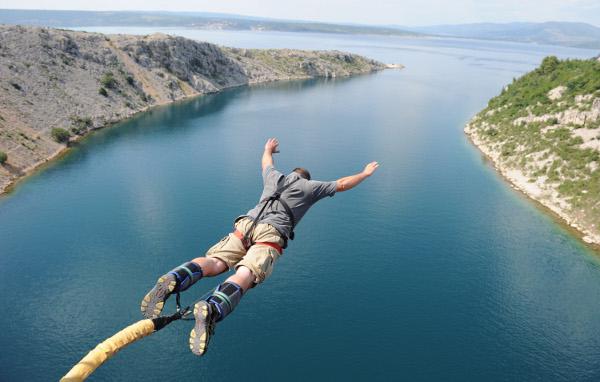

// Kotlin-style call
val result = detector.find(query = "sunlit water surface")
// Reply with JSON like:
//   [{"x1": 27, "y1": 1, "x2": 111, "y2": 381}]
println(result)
[{"x1": 1, "y1": 28, "x2": 599, "y2": 381}]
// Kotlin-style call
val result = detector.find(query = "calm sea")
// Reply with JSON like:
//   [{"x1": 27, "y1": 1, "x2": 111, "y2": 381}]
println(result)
[{"x1": 1, "y1": 28, "x2": 599, "y2": 381}]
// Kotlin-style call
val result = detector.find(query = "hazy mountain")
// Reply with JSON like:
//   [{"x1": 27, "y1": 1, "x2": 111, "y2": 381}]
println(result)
[
  {"x1": 405, "y1": 22, "x2": 600, "y2": 49},
  {"x1": 0, "y1": 9, "x2": 421, "y2": 36},
  {"x1": 1, "y1": 10, "x2": 598, "y2": 49}
]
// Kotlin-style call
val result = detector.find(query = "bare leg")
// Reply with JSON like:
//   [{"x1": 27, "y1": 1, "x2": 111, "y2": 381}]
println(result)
[
  {"x1": 191, "y1": 257, "x2": 228, "y2": 277},
  {"x1": 225, "y1": 265, "x2": 255, "y2": 291}
]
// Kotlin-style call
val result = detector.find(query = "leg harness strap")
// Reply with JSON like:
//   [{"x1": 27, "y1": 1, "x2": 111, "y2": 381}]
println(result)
[
  {"x1": 212, "y1": 291, "x2": 233, "y2": 311},
  {"x1": 207, "y1": 281, "x2": 244, "y2": 322},
  {"x1": 168, "y1": 261, "x2": 203, "y2": 292},
  {"x1": 233, "y1": 229, "x2": 283, "y2": 254}
]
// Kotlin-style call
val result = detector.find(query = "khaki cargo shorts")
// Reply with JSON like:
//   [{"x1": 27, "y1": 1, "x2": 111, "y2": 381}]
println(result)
[{"x1": 205, "y1": 217, "x2": 285, "y2": 284}]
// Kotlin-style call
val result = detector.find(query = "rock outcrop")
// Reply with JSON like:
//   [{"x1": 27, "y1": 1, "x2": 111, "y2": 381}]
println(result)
[{"x1": 0, "y1": 25, "x2": 386, "y2": 193}]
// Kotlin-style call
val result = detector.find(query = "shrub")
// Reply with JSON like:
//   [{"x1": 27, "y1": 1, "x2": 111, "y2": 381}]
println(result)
[
  {"x1": 51, "y1": 128, "x2": 70, "y2": 143},
  {"x1": 98, "y1": 87, "x2": 108, "y2": 97},
  {"x1": 539, "y1": 56, "x2": 559, "y2": 74},
  {"x1": 100, "y1": 72, "x2": 117, "y2": 89},
  {"x1": 70, "y1": 116, "x2": 93, "y2": 135},
  {"x1": 126, "y1": 75, "x2": 135, "y2": 86},
  {"x1": 0, "y1": 151, "x2": 7, "y2": 164},
  {"x1": 140, "y1": 92, "x2": 151, "y2": 103},
  {"x1": 484, "y1": 128, "x2": 498, "y2": 137},
  {"x1": 501, "y1": 141, "x2": 516, "y2": 157}
]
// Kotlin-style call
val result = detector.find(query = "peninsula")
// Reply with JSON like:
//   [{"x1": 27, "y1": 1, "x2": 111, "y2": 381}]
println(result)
[
  {"x1": 0, "y1": 25, "x2": 389, "y2": 193},
  {"x1": 466, "y1": 56, "x2": 600, "y2": 245}
]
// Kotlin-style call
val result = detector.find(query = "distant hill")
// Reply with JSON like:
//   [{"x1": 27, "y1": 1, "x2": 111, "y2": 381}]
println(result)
[
  {"x1": 0, "y1": 9, "x2": 421, "y2": 37},
  {"x1": 2, "y1": 10, "x2": 598, "y2": 49},
  {"x1": 405, "y1": 22, "x2": 600, "y2": 49}
]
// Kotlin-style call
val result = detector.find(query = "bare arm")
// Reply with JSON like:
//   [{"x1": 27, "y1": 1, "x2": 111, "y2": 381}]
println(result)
[
  {"x1": 262, "y1": 138, "x2": 279, "y2": 171},
  {"x1": 336, "y1": 161, "x2": 379, "y2": 192}
]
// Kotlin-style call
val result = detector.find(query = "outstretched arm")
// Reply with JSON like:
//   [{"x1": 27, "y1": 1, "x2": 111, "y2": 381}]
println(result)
[
  {"x1": 262, "y1": 138, "x2": 279, "y2": 171},
  {"x1": 336, "y1": 161, "x2": 379, "y2": 192}
]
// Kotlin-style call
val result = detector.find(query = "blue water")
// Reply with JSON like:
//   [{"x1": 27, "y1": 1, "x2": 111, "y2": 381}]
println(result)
[{"x1": 1, "y1": 29, "x2": 600, "y2": 381}]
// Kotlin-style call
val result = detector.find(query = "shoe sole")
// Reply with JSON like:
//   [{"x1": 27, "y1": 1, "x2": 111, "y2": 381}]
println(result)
[
  {"x1": 189, "y1": 301, "x2": 210, "y2": 356},
  {"x1": 140, "y1": 275, "x2": 176, "y2": 319}
]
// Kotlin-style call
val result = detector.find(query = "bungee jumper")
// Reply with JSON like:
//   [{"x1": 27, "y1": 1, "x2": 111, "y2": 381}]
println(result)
[
  {"x1": 61, "y1": 138, "x2": 378, "y2": 381},
  {"x1": 141, "y1": 137, "x2": 379, "y2": 356}
]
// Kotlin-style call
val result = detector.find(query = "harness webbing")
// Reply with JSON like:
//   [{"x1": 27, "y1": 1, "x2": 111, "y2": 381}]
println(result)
[
  {"x1": 212, "y1": 291, "x2": 233, "y2": 311},
  {"x1": 243, "y1": 177, "x2": 300, "y2": 248}
]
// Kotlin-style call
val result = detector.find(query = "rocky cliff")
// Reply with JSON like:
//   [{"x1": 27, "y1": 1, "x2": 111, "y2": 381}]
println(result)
[
  {"x1": 0, "y1": 25, "x2": 387, "y2": 193},
  {"x1": 465, "y1": 56, "x2": 600, "y2": 245}
]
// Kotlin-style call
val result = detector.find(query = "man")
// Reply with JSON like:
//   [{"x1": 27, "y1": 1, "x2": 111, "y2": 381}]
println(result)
[{"x1": 141, "y1": 138, "x2": 379, "y2": 356}]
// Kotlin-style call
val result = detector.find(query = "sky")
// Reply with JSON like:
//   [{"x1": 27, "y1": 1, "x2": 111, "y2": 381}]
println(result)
[{"x1": 1, "y1": 0, "x2": 600, "y2": 27}]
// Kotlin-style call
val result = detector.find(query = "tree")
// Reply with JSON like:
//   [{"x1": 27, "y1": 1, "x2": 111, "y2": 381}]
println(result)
[
  {"x1": 51, "y1": 128, "x2": 71, "y2": 143},
  {"x1": 540, "y1": 56, "x2": 560, "y2": 74},
  {"x1": 0, "y1": 151, "x2": 7, "y2": 164}
]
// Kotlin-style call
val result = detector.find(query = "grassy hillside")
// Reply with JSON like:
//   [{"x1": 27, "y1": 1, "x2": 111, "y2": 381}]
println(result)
[{"x1": 466, "y1": 57, "x2": 600, "y2": 243}]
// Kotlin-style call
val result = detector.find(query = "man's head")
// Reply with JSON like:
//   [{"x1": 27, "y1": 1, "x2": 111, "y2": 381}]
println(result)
[{"x1": 293, "y1": 167, "x2": 311, "y2": 180}]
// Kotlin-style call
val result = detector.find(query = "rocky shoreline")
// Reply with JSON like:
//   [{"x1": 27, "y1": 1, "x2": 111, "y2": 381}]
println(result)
[
  {"x1": 0, "y1": 25, "x2": 392, "y2": 195},
  {"x1": 465, "y1": 126, "x2": 600, "y2": 248}
]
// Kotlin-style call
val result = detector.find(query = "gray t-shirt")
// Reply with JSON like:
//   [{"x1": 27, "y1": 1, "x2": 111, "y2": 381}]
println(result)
[{"x1": 242, "y1": 165, "x2": 337, "y2": 239}]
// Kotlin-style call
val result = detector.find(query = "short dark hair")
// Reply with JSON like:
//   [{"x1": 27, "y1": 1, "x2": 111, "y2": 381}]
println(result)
[{"x1": 293, "y1": 167, "x2": 311, "y2": 180}]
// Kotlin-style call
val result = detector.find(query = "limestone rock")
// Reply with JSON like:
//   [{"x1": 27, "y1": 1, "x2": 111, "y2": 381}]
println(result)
[{"x1": 0, "y1": 25, "x2": 387, "y2": 192}]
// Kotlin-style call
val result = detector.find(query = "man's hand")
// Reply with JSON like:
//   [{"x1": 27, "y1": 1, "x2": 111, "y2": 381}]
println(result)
[
  {"x1": 336, "y1": 161, "x2": 380, "y2": 192},
  {"x1": 265, "y1": 138, "x2": 279, "y2": 154},
  {"x1": 362, "y1": 161, "x2": 379, "y2": 177},
  {"x1": 262, "y1": 138, "x2": 279, "y2": 171}
]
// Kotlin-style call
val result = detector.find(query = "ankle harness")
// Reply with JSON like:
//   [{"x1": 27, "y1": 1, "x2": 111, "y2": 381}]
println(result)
[
  {"x1": 168, "y1": 262, "x2": 203, "y2": 292},
  {"x1": 207, "y1": 281, "x2": 244, "y2": 322}
]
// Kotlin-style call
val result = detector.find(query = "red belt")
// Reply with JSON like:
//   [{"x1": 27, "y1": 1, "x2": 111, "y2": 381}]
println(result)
[{"x1": 233, "y1": 229, "x2": 283, "y2": 254}]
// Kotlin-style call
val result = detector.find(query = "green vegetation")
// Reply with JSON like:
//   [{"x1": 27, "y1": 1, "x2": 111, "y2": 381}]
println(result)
[
  {"x1": 51, "y1": 128, "x2": 70, "y2": 143},
  {"x1": 470, "y1": 56, "x2": 600, "y2": 230},
  {"x1": 70, "y1": 116, "x2": 92, "y2": 135},
  {"x1": 0, "y1": 151, "x2": 7, "y2": 164},
  {"x1": 100, "y1": 72, "x2": 117, "y2": 89},
  {"x1": 485, "y1": 57, "x2": 600, "y2": 121},
  {"x1": 98, "y1": 87, "x2": 108, "y2": 97},
  {"x1": 126, "y1": 75, "x2": 135, "y2": 86}
]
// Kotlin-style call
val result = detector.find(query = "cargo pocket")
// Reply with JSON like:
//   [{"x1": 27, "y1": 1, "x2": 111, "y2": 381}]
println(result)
[
  {"x1": 205, "y1": 235, "x2": 230, "y2": 257},
  {"x1": 260, "y1": 251, "x2": 276, "y2": 282}
]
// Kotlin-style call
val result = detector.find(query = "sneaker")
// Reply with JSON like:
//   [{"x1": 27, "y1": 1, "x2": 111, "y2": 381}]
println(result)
[
  {"x1": 140, "y1": 274, "x2": 176, "y2": 319},
  {"x1": 189, "y1": 300, "x2": 217, "y2": 356}
]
